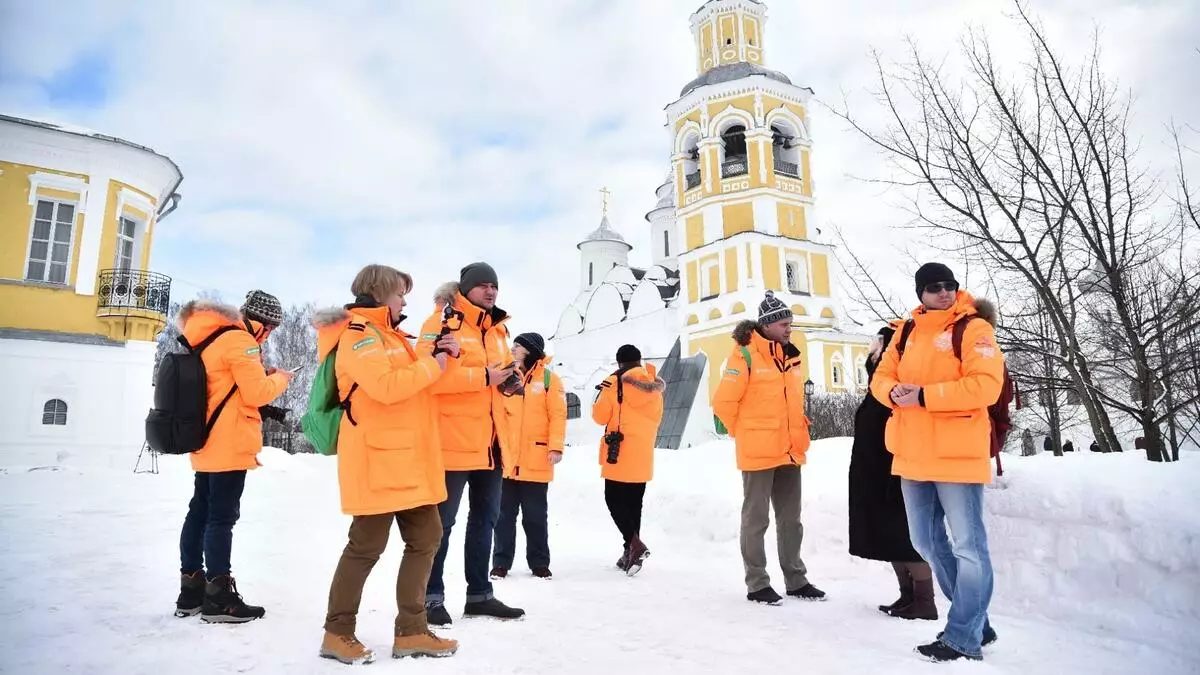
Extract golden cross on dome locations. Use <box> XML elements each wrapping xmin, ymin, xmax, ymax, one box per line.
<box><xmin>600</xmin><ymin>186</ymin><xmax>612</xmax><ymax>216</ymax></box>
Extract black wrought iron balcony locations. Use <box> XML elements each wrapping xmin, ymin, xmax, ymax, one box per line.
<box><xmin>721</xmin><ymin>157</ymin><xmax>748</xmax><ymax>178</ymax></box>
<box><xmin>774</xmin><ymin>158</ymin><xmax>800</xmax><ymax>178</ymax></box>
<box><xmin>685</xmin><ymin>171</ymin><xmax>702</xmax><ymax>190</ymax></box>
<box><xmin>97</xmin><ymin>269</ymin><xmax>172</xmax><ymax>318</ymax></box>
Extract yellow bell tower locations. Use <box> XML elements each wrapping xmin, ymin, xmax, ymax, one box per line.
<box><xmin>663</xmin><ymin>0</ymin><xmax>870</xmax><ymax>399</ymax></box>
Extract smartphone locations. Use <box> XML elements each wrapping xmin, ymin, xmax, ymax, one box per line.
<box><xmin>287</xmin><ymin>364</ymin><xmax>305</xmax><ymax>373</ymax></box>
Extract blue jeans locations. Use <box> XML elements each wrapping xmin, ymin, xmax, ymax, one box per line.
<box><xmin>901</xmin><ymin>479</ymin><xmax>994</xmax><ymax>658</ymax></box>
<box><xmin>426</xmin><ymin>452</ymin><xmax>503</xmax><ymax>605</ymax></box>
<box><xmin>179</xmin><ymin>470</ymin><xmax>247</xmax><ymax>579</ymax></box>
<box><xmin>493</xmin><ymin>478</ymin><xmax>550</xmax><ymax>570</ymax></box>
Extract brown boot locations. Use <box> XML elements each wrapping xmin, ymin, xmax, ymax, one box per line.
<box><xmin>878</xmin><ymin>562</ymin><xmax>913</xmax><ymax>613</ymax></box>
<box><xmin>392</xmin><ymin>631</ymin><xmax>459</xmax><ymax>659</ymax></box>
<box><xmin>889</xmin><ymin>578</ymin><xmax>938</xmax><ymax>621</ymax></box>
<box><xmin>319</xmin><ymin>632</ymin><xmax>376</xmax><ymax>665</ymax></box>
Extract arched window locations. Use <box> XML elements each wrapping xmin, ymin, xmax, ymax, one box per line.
<box><xmin>42</xmin><ymin>399</ymin><xmax>68</xmax><ymax>426</ymax></box>
<box><xmin>830</xmin><ymin>353</ymin><xmax>845</xmax><ymax>388</ymax></box>
<box><xmin>855</xmin><ymin>356</ymin><xmax>868</xmax><ymax>390</ymax></box>
<box><xmin>721</xmin><ymin>124</ymin><xmax>748</xmax><ymax>178</ymax></box>
<box><xmin>588</xmin><ymin>262</ymin><xmax>594</xmax><ymax>287</ymax></box>
<box><xmin>566</xmin><ymin>393</ymin><xmax>581</xmax><ymax>420</ymax></box>
<box><xmin>681</xmin><ymin>134</ymin><xmax>702</xmax><ymax>190</ymax></box>
<box><xmin>771</xmin><ymin>122</ymin><xmax>802</xmax><ymax>178</ymax></box>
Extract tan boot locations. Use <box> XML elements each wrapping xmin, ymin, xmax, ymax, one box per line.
<box><xmin>319</xmin><ymin>631</ymin><xmax>376</xmax><ymax>665</ymax></box>
<box><xmin>392</xmin><ymin>631</ymin><xmax>459</xmax><ymax>659</ymax></box>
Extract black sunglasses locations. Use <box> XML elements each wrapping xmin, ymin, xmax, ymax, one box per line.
<box><xmin>924</xmin><ymin>281</ymin><xmax>959</xmax><ymax>294</ymax></box>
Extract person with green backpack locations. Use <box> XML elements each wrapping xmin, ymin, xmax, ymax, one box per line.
<box><xmin>306</xmin><ymin>264</ymin><xmax>462</xmax><ymax>665</ymax></box>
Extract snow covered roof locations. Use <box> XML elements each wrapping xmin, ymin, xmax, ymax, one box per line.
<box><xmin>1</xmin><ymin>113</ymin><xmax>162</xmax><ymax>156</ymax></box>
<box><xmin>680</xmin><ymin>62</ymin><xmax>793</xmax><ymax>97</ymax></box>
<box><xmin>577</xmin><ymin>214</ymin><xmax>632</xmax><ymax>251</ymax></box>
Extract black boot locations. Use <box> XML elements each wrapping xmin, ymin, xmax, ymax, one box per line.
<box><xmin>879</xmin><ymin>562</ymin><xmax>913</xmax><ymax>613</ymax></box>
<box><xmin>200</xmin><ymin>575</ymin><xmax>265</xmax><ymax>624</ymax></box>
<box><xmin>175</xmin><ymin>571</ymin><xmax>205</xmax><ymax>618</ymax></box>
<box><xmin>787</xmin><ymin>583</ymin><xmax>827</xmax><ymax>601</ymax></box>
<box><xmin>624</xmin><ymin>537</ymin><xmax>649</xmax><ymax>577</ymax></box>
<box><xmin>426</xmin><ymin>602</ymin><xmax>452</xmax><ymax>627</ymax></box>
<box><xmin>916</xmin><ymin>640</ymin><xmax>981</xmax><ymax>662</ymax></box>
<box><xmin>747</xmin><ymin>586</ymin><xmax>784</xmax><ymax>605</ymax></box>
<box><xmin>889</xmin><ymin>578</ymin><xmax>938</xmax><ymax>620</ymax></box>
<box><xmin>463</xmin><ymin>597</ymin><xmax>525</xmax><ymax>621</ymax></box>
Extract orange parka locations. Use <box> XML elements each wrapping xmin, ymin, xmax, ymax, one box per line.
<box><xmin>315</xmin><ymin>304</ymin><xmax>451</xmax><ymax>516</ymax></box>
<box><xmin>502</xmin><ymin>358</ymin><xmax>567</xmax><ymax>483</ymax></box>
<box><xmin>592</xmin><ymin>364</ymin><xmax>665</xmax><ymax>483</ymax></box>
<box><xmin>712</xmin><ymin>321</ymin><xmax>811</xmax><ymax>472</ymax></box>
<box><xmin>870</xmin><ymin>292</ymin><xmax>1006</xmax><ymax>485</ymax></box>
<box><xmin>179</xmin><ymin>300</ymin><xmax>289</xmax><ymax>473</ymax></box>
<box><xmin>417</xmin><ymin>287</ymin><xmax>514</xmax><ymax>472</ymax></box>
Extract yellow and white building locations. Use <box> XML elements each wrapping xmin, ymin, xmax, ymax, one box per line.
<box><xmin>0</xmin><ymin>114</ymin><xmax>182</xmax><ymax>466</ymax></box>
<box><xmin>552</xmin><ymin>0</ymin><xmax>871</xmax><ymax>447</ymax></box>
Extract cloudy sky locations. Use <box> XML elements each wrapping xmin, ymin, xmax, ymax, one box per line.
<box><xmin>1</xmin><ymin>0</ymin><xmax>1195</xmax><ymax>335</ymax></box>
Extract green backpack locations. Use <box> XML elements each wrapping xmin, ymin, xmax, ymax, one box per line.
<box><xmin>301</xmin><ymin>323</ymin><xmax>382</xmax><ymax>455</ymax></box>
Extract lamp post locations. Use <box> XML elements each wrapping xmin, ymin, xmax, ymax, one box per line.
<box><xmin>804</xmin><ymin>378</ymin><xmax>814</xmax><ymax>407</ymax></box>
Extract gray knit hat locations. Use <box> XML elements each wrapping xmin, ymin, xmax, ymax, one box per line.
<box><xmin>241</xmin><ymin>289</ymin><xmax>283</xmax><ymax>326</ymax></box>
<box><xmin>757</xmin><ymin>291</ymin><xmax>792</xmax><ymax>326</ymax></box>
<box><xmin>459</xmin><ymin>262</ymin><xmax>498</xmax><ymax>294</ymax></box>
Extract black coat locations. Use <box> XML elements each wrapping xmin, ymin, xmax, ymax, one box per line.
<box><xmin>848</xmin><ymin>389</ymin><xmax>923</xmax><ymax>563</ymax></box>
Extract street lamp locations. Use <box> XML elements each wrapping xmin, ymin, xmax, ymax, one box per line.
<box><xmin>804</xmin><ymin>379</ymin><xmax>814</xmax><ymax>407</ymax></box>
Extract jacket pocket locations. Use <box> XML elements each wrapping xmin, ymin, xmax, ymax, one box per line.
<box><xmin>932</xmin><ymin>413</ymin><xmax>989</xmax><ymax>460</ymax></box>
<box><xmin>365</xmin><ymin>428</ymin><xmax>421</xmax><ymax>490</ymax></box>
<box><xmin>737</xmin><ymin>418</ymin><xmax>782</xmax><ymax>458</ymax></box>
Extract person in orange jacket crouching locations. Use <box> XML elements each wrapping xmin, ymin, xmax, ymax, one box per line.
<box><xmin>712</xmin><ymin>291</ymin><xmax>825</xmax><ymax>606</ymax></box>
<box><xmin>491</xmin><ymin>332</ymin><xmax>567</xmax><ymax>580</ymax></box>
<box><xmin>871</xmin><ymin>263</ymin><xmax>1005</xmax><ymax>663</ymax></box>
<box><xmin>592</xmin><ymin>345</ymin><xmax>665</xmax><ymax>576</ymax></box>
<box><xmin>315</xmin><ymin>265</ymin><xmax>462</xmax><ymax>665</ymax></box>
<box><xmin>175</xmin><ymin>290</ymin><xmax>294</xmax><ymax>624</ymax></box>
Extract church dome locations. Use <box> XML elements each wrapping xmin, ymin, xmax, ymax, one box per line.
<box><xmin>577</xmin><ymin>214</ymin><xmax>632</xmax><ymax>250</ymax></box>
<box><xmin>679</xmin><ymin>62</ymin><xmax>792</xmax><ymax>97</ymax></box>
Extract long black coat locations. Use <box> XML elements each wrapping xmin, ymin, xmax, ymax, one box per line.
<box><xmin>848</xmin><ymin>389</ymin><xmax>923</xmax><ymax>563</ymax></box>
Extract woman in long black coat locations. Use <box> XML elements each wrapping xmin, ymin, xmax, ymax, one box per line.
<box><xmin>848</xmin><ymin>324</ymin><xmax>936</xmax><ymax>620</ymax></box>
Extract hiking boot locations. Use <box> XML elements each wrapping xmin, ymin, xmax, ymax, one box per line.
<box><xmin>463</xmin><ymin>597</ymin><xmax>525</xmax><ymax>621</ymax></box>
<box><xmin>879</xmin><ymin>563</ymin><xmax>913</xmax><ymax>614</ymax></box>
<box><xmin>490</xmin><ymin>566</ymin><xmax>508</xmax><ymax>579</ymax></box>
<box><xmin>787</xmin><ymin>583</ymin><xmax>827</xmax><ymax>601</ymax></box>
<box><xmin>916</xmin><ymin>640</ymin><xmax>981</xmax><ymax>662</ymax></box>
<box><xmin>889</xmin><ymin>578</ymin><xmax>937</xmax><ymax>620</ymax></box>
<box><xmin>531</xmin><ymin>567</ymin><xmax>553</xmax><ymax>579</ymax></box>
<box><xmin>616</xmin><ymin>553</ymin><xmax>629</xmax><ymax>571</ymax></box>
<box><xmin>319</xmin><ymin>632</ymin><xmax>375</xmax><ymax>665</ymax></box>
<box><xmin>747</xmin><ymin>586</ymin><xmax>784</xmax><ymax>605</ymax></box>
<box><xmin>200</xmin><ymin>575</ymin><xmax>265</xmax><ymax>624</ymax></box>
<box><xmin>426</xmin><ymin>602</ymin><xmax>452</xmax><ymax>627</ymax></box>
<box><xmin>624</xmin><ymin>537</ymin><xmax>649</xmax><ymax>577</ymax></box>
<box><xmin>175</xmin><ymin>570</ymin><xmax>205</xmax><ymax>618</ymax></box>
<box><xmin>393</xmin><ymin>631</ymin><xmax>458</xmax><ymax>659</ymax></box>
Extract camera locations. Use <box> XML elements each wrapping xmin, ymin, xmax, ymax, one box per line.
<box><xmin>603</xmin><ymin>430</ymin><xmax>624</xmax><ymax>464</ymax></box>
<box><xmin>498</xmin><ymin>362</ymin><xmax>524</xmax><ymax>397</ymax></box>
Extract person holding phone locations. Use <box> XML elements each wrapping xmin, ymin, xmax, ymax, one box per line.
<box><xmin>417</xmin><ymin>263</ymin><xmax>524</xmax><ymax>625</ymax></box>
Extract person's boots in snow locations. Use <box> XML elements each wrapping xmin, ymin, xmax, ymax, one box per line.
<box><xmin>175</xmin><ymin>570</ymin><xmax>205</xmax><ymax>618</ymax></box>
<box><xmin>624</xmin><ymin>536</ymin><xmax>650</xmax><ymax>577</ymax></box>
<box><xmin>615</xmin><ymin>552</ymin><xmax>629</xmax><ymax>571</ymax></box>
<box><xmin>319</xmin><ymin>632</ymin><xmax>375</xmax><ymax>665</ymax></box>
<box><xmin>200</xmin><ymin>575</ymin><xmax>265</xmax><ymax>624</ymax></box>
<box><xmin>937</xmin><ymin>625</ymin><xmax>998</xmax><ymax>647</ymax></box>
<box><xmin>392</xmin><ymin>631</ymin><xmax>458</xmax><ymax>658</ymax></box>
<box><xmin>747</xmin><ymin>586</ymin><xmax>784</xmax><ymax>605</ymax></box>
<box><xmin>889</xmin><ymin>578</ymin><xmax>937</xmax><ymax>620</ymax></box>
<box><xmin>531</xmin><ymin>567</ymin><xmax>552</xmax><ymax>579</ymax></box>
<box><xmin>426</xmin><ymin>602</ymin><xmax>452</xmax><ymax>627</ymax></box>
<box><xmin>879</xmin><ymin>562</ymin><xmax>913</xmax><ymax>614</ymax></box>
<box><xmin>916</xmin><ymin>640</ymin><xmax>981</xmax><ymax>662</ymax></box>
<box><xmin>463</xmin><ymin>597</ymin><xmax>525</xmax><ymax>621</ymax></box>
<box><xmin>490</xmin><ymin>566</ymin><xmax>508</xmax><ymax>579</ymax></box>
<box><xmin>787</xmin><ymin>583</ymin><xmax>827</xmax><ymax>601</ymax></box>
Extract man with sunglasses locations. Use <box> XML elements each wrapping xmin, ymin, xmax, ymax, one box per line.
<box><xmin>870</xmin><ymin>263</ymin><xmax>1006</xmax><ymax>663</ymax></box>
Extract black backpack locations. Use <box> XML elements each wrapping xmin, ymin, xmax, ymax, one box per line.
<box><xmin>146</xmin><ymin>325</ymin><xmax>242</xmax><ymax>455</ymax></box>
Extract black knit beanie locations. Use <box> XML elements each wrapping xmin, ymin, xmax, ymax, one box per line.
<box><xmin>914</xmin><ymin>263</ymin><xmax>957</xmax><ymax>298</ymax></box>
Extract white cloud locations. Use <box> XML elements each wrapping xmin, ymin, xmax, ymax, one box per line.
<box><xmin>1</xmin><ymin>0</ymin><xmax>1194</xmax><ymax>333</ymax></box>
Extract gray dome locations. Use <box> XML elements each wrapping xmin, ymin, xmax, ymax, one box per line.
<box><xmin>680</xmin><ymin>62</ymin><xmax>792</xmax><ymax>97</ymax></box>
<box><xmin>578</xmin><ymin>215</ymin><xmax>632</xmax><ymax>250</ymax></box>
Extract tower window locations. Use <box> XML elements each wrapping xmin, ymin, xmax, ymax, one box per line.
<box><xmin>26</xmin><ymin>200</ymin><xmax>75</xmax><ymax>284</ymax></box>
<box><xmin>726</xmin><ymin>38</ymin><xmax>733</xmax><ymax>45</ymax></box>
<box><xmin>786</xmin><ymin>257</ymin><xmax>811</xmax><ymax>294</ymax></box>
<box><xmin>831</xmin><ymin>353</ymin><xmax>845</xmax><ymax>388</ymax></box>
<box><xmin>116</xmin><ymin>217</ymin><xmax>138</xmax><ymax>270</ymax></box>
<box><xmin>566</xmin><ymin>393</ymin><xmax>581</xmax><ymax>420</ymax></box>
<box><xmin>721</xmin><ymin>125</ymin><xmax>748</xmax><ymax>178</ymax></box>
<box><xmin>42</xmin><ymin>399</ymin><xmax>68</xmax><ymax>426</ymax></box>
<box><xmin>663</xmin><ymin>230</ymin><xmax>670</xmax><ymax>257</ymax></box>
<box><xmin>589</xmin><ymin>262</ymin><xmax>594</xmax><ymax>287</ymax></box>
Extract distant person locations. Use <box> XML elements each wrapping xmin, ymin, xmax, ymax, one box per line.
<box><xmin>418</xmin><ymin>263</ymin><xmax>523</xmax><ymax>625</ymax></box>
<box><xmin>712</xmin><ymin>291</ymin><xmax>825</xmax><ymax>605</ymax></box>
<box><xmin>491</xmin><ymin>332</ymin><xmax>567</xmax><ymax>580</ymax></box>
<box><xmin>871</xmin><ymin>263</ymin><xmax>1006</xmax><ymax>662</ymax></box>
<box><xmin>592</xmin><ymin>344</ymin><xmax>665</xmax><ymax>575</ymax></box>
<box><xmin>174</xmin><ymin>290</ymin><xmax>293</xmax><ymax>623</ymax></box>
<box><xmin>848</xmin><ymin>323</ymin><xmax>935</xmax><ymax>620</ymax></box>
<box><xmin>314</xmin><ymin>265</ymin><xmax>461</xmax><ymax>664</ymax></box>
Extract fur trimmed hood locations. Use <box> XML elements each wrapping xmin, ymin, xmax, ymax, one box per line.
<box><xmin>433</xmin><ymin>281</ymin><xmax>459</xmax><ymax>307</ymax></box>
<box><xmin>177</xmin><ymin>299</ymin><xmax>240</xmax><ymax>330</ymax></box>
<box><xmin>973</xmin><ymin>298</ymin><xmax>998</xmax><ymax>326</ymax></box>
<box><xmin>732</xmin><ymin>320</ymin><xmax>759</xmax><ymax>346</ymax></box>
<box><xmin>622</xmin><ymin>372</ymin><xmax>667</xmax><ymax>393</ymax></box>
<box><xmin>312</xmin><ymin>306</ymin><xmax>351</xmax><ymax>329</ymax></box>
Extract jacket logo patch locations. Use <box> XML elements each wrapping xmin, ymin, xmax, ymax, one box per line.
<box><xmin>974</xmin><ymin>336</ymin><xmax>997</xmax><ymax>358</ymax></box>
<box><xmin>530</xmin><ymin>384</ymin><xmax>545</xmax><ymax>394</ymax></box>
<box><xmin>421</xmin><ymin>333</ymin><xmax>439</xmax><ymax>340</ymax></box>
<box><xmin>352</xmin><ymin>336</ymin><xmax>378</xmax><ymax>351</ymax></box>
<box><xmin>725</xmin><ymin>368</ymin><xmax>741</xmax><ymax>376</ymax></box>
<box><xmin>933</xmin><ymin>332</ymin><xmax>953</xmax><ymax>352</ymax></box>
<box><xmin>244</xmin><ymin>347</ymin><xmax>261</xmax><ymax>355</ymax></box>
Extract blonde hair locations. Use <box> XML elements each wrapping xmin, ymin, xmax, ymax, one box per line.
<box><xmin>351</xmin><ymin>264</ymin><xmax>412</xmax><ymax>302</ymax></box>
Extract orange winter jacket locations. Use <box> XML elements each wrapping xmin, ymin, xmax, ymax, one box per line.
<box><xmin>592</xmin><ymin>364</ymin><xmax>665</xmax><ymax>483</ymax></box>
<box><xmin>315</xmin><ymin>304</ymin><xmax>451</xmax><ymax>516</ymax></box>
<box><xmin>417</xmin><ymin>288</ymin><xmax>513</xmax><ymax>472</ymax></box>
<box><xmin>502</xmin><ymin>359</ymin><xmax>567</xmax><ymax>483</ymax></box>
<box><xmin>870</xmin><ymin>292</ymin><xmax>1006</xmax><ymax>484</ymax></box>
<box><xmin>178</xmin><ymin>301</ymin><xmax>289</xmax><ymax>473</ymax></box>
<box><xmin>712</xmin><ymin>321</ymin><xmax>811</xmax><ymax>472</ymax></box>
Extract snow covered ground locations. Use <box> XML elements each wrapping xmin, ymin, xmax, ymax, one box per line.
<box><xmin>1</xmin><ymin>432</ymin><xmax>1198</xmax><ymax>674</ymax></box>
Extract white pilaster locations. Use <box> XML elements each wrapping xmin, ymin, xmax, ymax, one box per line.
<box><xmin>74</xmin><ymin>174</ymin><xmax>111</xmax><ymax>296</ymax></box>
